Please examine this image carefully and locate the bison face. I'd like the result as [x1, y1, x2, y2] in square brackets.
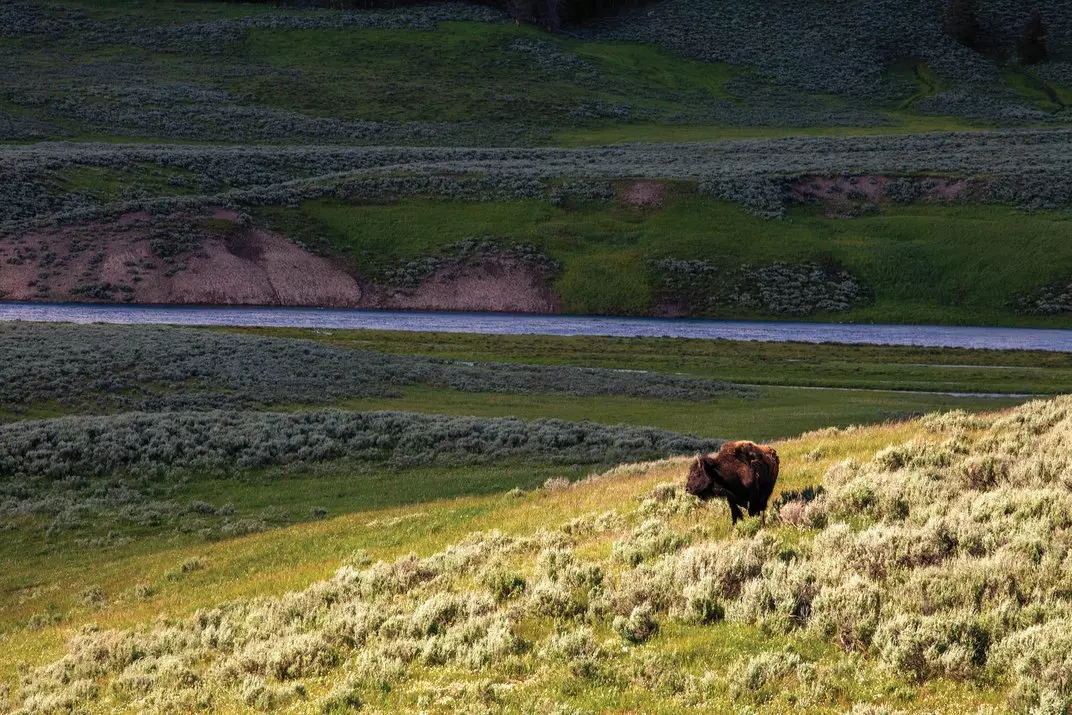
[685, 454, 713, 497]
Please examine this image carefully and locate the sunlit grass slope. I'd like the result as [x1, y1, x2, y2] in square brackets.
[6, 398, 1072, 713]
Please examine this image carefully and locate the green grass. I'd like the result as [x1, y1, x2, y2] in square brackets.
[5, 8, 1014, 146]
[326, 384, 1024, 441]
[235, 23, 581, 123]
[553, 114, 992, 145]
[231, 22, 747, 129]
[574, 42, 739, 98]
[57, 163, 200, 202]
[262, 193, 1072, 325]
[1002, 64, 1071, 111]
[235, 328, 1071, 395]
[0, 416, 1016, 712]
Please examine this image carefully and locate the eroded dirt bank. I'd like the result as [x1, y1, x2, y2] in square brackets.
[0, 210, 560, 313]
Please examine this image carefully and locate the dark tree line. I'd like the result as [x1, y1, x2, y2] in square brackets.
[943, 0, 1049, 65]
[204, 0, 656, 27]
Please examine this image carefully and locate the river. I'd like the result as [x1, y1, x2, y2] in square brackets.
[0, 302, 1069, 352]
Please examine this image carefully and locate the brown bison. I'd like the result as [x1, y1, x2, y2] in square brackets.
[685, 440, 780, 525]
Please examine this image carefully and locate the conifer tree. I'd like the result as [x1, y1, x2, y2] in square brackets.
[1017, 11, 1049, 65]
[944, 0, 980, 48]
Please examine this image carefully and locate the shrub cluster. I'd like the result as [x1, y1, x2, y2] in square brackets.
[0, 409, 719, 481]
[0, 323, 745, 410]
[1, 2, 506, 46]
[588, 0, 1069, 102]
[1014, 278, 1072, 315]
[12, 396, 1072, 711]
[509, 38, 599, 79]
[649, 258, 870, 316]
[4, 133, 1072, 237]
[0, 409, 719, 516]
[382, 237, 561, 289]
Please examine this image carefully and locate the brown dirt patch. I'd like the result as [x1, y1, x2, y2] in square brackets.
[0, 210, 560, 313]
[0, 211, 361, 306]
[621, 182, 666, 208]
[788, 174, 974, 206]
[366, 258, 559, 313]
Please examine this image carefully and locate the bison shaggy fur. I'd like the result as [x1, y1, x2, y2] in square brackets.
[685, 440, 780, 525]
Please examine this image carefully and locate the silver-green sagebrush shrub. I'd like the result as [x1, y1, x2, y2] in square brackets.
[638, 482, 702, 518]
[233, 632, 341, 680]
[872, 612, 993, 681]
[528, 579, 586, 619]
[682, 577, 726, 625]
[990, 618, 1072, 713]
[612, 518, 687, 566]
[479, 564, 527, 602]
[729, 560, 818, 634]
[808, 575, 882, 651]
[674, 536, 771, 600]
[777, 495, 828, 529]
[317, 677, 364, 714]
[613, 602, 660, 644]
[729, 648, 804, 705]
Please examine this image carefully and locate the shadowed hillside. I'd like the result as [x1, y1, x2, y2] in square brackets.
[2, 0, 1071, 322]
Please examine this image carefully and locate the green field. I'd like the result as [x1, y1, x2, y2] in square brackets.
[5, 397, 1069, 713]
[4, 0, 1072, 708]
[6, 0, 1071, 144]
[236, 327, 1072, 394]
[259, 197, 1072, 325]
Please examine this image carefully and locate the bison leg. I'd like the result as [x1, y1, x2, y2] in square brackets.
[726, 497, 745, 524]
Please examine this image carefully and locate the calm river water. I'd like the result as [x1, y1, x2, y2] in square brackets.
[1, 302, 1070, 352]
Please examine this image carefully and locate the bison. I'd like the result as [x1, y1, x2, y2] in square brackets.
[685, 440, 780, 525]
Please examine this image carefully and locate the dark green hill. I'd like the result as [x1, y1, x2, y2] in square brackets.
[1, 0, 1070, 144]
[1, 0, 1071, 324]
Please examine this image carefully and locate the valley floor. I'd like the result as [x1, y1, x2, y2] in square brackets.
[1, 323, 1070, 712]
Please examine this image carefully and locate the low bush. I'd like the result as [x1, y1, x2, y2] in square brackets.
[649, 258, 871, 317]
[0, 323, 745, 410]
[0, 409, 718, 517]
[12, 397, 1072, 712]
[613, 602, 659, 644]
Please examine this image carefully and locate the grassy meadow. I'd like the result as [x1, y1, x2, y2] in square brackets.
[257, 196, 1072, 326]
[5, 396, 1072, 713]
[4, 0, 1071, 145]
[1, 322, 1068, 713]
[3, 0, 1072, 709]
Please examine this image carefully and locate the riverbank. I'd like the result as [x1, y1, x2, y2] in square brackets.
[3, 302, 1071, 351]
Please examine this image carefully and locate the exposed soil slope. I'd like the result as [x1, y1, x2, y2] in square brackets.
[0, 210, 560, 312]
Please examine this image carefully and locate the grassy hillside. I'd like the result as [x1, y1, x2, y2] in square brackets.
[4, 398, 1072, 712]
[260, 195, 1072, 324]
[2, 0, 1072, 323]
[1, 0, 1070, 144]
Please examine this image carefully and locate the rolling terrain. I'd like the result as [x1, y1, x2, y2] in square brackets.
[4, 385, 1072, 712]
[4, 2, 1072, 712]
[0, 323, 1064, 712]
[1, 0, 1072, 324]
